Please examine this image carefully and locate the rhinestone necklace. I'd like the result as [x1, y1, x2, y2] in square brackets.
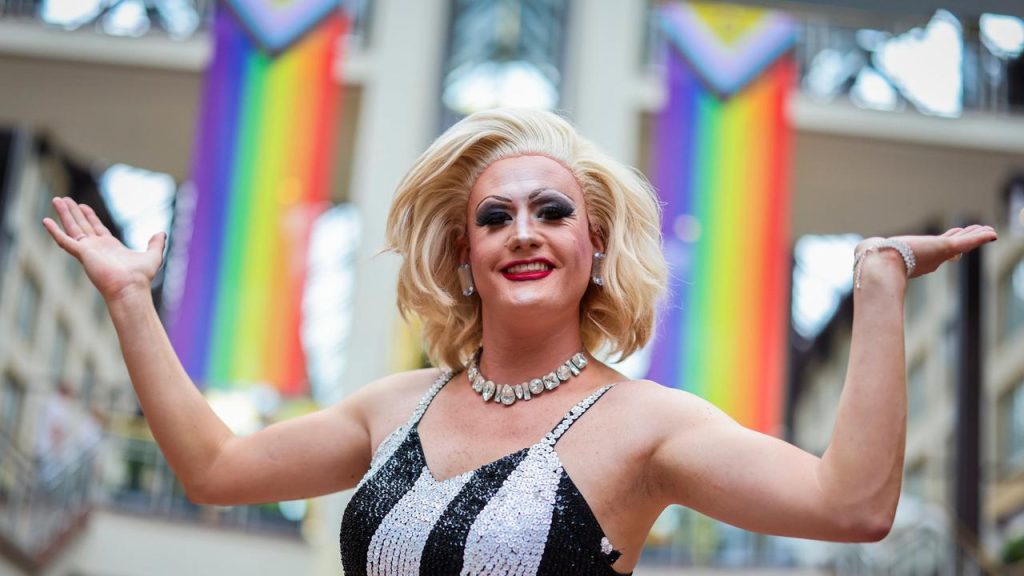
[467, 348, 588, 407]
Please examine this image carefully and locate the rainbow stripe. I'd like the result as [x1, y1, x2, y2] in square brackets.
[646, 3, 794, 435]
[168, 9, 346, 396]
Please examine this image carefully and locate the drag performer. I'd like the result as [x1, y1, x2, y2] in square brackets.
[44, 108, 996, 575]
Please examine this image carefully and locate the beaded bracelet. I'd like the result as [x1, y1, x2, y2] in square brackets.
[853, 238, 916, 290]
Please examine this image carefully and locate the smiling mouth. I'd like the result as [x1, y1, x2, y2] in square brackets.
[503, 262, 553, 274]
[501, 261, 554, 281]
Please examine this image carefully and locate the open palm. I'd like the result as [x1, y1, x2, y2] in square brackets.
[42, 197, 166, 303]
[906, 224, 998, 278]
[861, 224, 998, 280]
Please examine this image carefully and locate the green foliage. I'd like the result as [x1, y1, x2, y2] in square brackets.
[1002, 533, 1024, 565]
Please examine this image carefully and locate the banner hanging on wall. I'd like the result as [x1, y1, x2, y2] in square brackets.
[646, 1, 796, 435]
[166, 3, 347, 397]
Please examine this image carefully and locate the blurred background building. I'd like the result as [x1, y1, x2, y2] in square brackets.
[0, 0, 1022, 575]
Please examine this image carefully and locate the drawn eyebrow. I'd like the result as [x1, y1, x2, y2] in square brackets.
[474, 188, 572, 211]
[475, 195, 512, 210]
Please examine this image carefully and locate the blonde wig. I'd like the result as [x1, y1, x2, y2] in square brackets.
[385, 108, 667, 370]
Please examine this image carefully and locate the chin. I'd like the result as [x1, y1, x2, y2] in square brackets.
[497, 287, 582, 311]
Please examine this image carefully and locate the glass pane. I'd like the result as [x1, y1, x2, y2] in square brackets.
[64, 252, 80, 283]
[908, 360, 927, 425]
[905, 463, 926, 499]
[82, 359, 97, 408]
[905, 274, 927, 323]
[16, 274, 41, 343]
[1, 373, 24, 438]
[52, 320, 69, 379]
[36, 178, 55, 235]
[1003, 381, 1024, 473]
[1007, 258, 1024, 340]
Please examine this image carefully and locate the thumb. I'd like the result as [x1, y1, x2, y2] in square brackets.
[147, 232, 167, 255]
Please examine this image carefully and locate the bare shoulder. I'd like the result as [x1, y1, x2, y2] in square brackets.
[614, 379, 717, 417]
[345, 367, 452, 446]
[609, 379, 729, 442]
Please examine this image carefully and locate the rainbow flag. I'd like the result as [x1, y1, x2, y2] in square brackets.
[646, 2, 795, 435]
[167, 8, 346, 396]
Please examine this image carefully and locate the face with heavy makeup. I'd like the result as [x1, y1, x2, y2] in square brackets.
[461, 155, 603, 319]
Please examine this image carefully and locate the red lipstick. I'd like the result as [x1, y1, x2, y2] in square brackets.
[500, 258, 555, 281]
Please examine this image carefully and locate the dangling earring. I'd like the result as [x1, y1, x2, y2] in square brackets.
[591, 252, 606, 286]
[458, 263, 475, 296]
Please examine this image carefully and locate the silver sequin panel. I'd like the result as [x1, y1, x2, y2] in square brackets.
[459, 442, 562, 576]
[367, 467, 473, 575]
[459, 385, 614, 576]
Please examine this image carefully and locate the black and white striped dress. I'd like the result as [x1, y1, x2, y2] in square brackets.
[339, 370, 630, 575]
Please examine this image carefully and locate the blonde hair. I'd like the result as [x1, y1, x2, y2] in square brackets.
[385, 108, 667, 369]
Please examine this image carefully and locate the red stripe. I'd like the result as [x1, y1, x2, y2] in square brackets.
[758, 56, 795, 436]
[280, 15, 348, 397]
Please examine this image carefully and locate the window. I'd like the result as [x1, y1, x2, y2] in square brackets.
[93, 290, 107, 323]
[905, 461, 926, 500]
[908, 359, 927, 426]
[82, 359, 97, 409]
[1, 373, 24, 439]
[1000, 380, 1024, 474]
[441, 0, 567, 124]
[52, 320, 70, 379]
[64, 251, 80, 284]
[1002, 257, 1024, 343]
[35, 178, 55, 238]
[944, 319, 958, 392]
[905, 274, 927, 323]
[16, 273, 41, 343]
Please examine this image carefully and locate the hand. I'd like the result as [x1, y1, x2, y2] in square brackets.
[42, 197, 167, 303]
[861, 225, 998, 280]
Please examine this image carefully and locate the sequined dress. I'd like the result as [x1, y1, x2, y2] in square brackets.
[339, 370, 631, 575]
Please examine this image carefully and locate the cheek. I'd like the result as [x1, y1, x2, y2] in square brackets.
[573, 225, 595, 261]
[466, 231, 502, 271]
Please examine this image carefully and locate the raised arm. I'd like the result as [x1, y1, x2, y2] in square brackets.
[42, 197, 378, 504]
[645, 225, 997, 542]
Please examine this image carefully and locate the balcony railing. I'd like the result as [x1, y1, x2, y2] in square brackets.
[0, 421, 96, 573]
[98, 410, 305, 538]
[645, 2, 1024, 118]
[0, 0, 373, 48]
[0, 382, 304, 572]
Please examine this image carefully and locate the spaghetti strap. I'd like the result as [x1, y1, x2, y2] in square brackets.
[408, 369, 455, 428]
[543, 384, 616, 446]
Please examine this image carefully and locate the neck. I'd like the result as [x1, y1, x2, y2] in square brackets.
[476, 310, 585, 384]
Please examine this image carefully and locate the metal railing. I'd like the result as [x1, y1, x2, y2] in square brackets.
[0, 386, 305, 572]
[832, 500, 996, 575]
[645, 3, 1023, 117]
[97, 412, 304, 537]
[0, 425, 96, 573]
[0, 0, 373, 48]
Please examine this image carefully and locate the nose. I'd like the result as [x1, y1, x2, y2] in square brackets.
[505, 215, 541, 251]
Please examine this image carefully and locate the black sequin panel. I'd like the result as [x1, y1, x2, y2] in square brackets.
[340, 430, 427, 576]
[419, 448, 529, 575]
[537, 472, 631, 576]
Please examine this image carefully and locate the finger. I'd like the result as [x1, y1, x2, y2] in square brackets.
[951, 225, 982, 237]
[949, 230, 996, 254]
[959, 226, 997, 241]
[53, 198, 85, 240]
[65, 198, 97, 236]
[941, 228, 963, 237]
[979, 227, 998, 242]
[42, 217, 81, 258]
[80, 204, 111, 237]
[147, 232, 167, 255]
